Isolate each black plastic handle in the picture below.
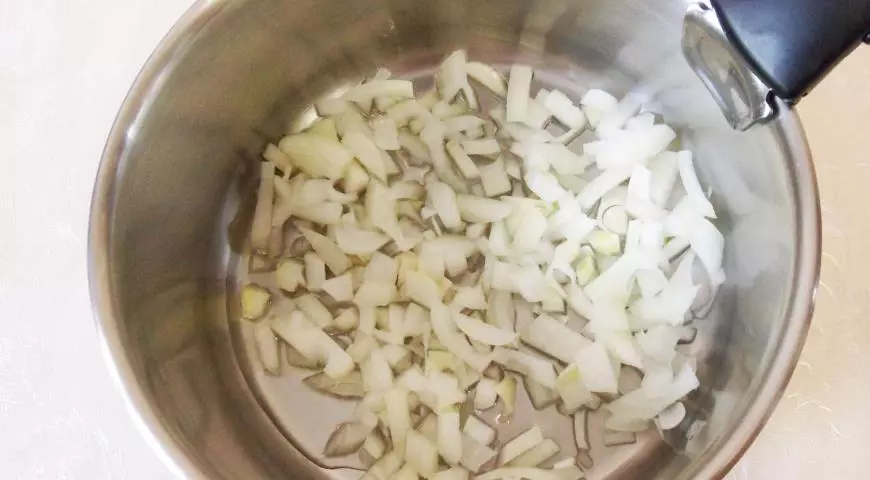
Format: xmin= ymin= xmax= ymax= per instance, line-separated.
xmin=711 ymin=0 xmax=870 ymax=102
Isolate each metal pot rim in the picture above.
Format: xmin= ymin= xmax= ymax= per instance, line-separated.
xmin=87 ymin=1 xmax=822 ymax=478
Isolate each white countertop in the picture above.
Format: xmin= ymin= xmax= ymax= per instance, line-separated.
xmin=2 ymin=1 xmax=869 ymax=478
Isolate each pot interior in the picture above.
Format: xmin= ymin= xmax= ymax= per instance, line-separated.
xmin=95 ymin=0 xmax=816 ymax=478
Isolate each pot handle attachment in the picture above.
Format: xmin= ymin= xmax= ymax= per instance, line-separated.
xmin=711 ymin=0 xmax=870 ymax=103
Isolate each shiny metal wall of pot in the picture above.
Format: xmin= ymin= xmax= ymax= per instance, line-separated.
xmin=89 ymin=0 xmax=830 ymax=478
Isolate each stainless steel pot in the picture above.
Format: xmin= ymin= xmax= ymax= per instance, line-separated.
xmin=89 ymin=0 xmax=839 ymax=478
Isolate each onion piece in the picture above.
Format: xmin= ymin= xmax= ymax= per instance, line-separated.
xmin=345 ymin=79 xmax=414 ymax=106
xmin=251 ymin=162 xmax=275 ymax=252
xmin=322 ymin=274 xmax=355 ymax=303
xmin=456 ymin=196 xmax=513 ymax=224
xmin=461 ymin=434 xmax=498 ymax=473
xmin=303 ymin=252 xmax=327 ymax=291
xmin=430 ymin=302 xmax=493 ymax=372
xmin=428 ymin=179 xmax=463 ymax=229
xmin=520 ymin=315 xmax=591 ymax=363
xmin=506 ymin=438 xmax=560 ymax=467
xmin=602 ymin=430 xmax=636 ymax=446
xmin=452 ymin=286 xmax=488 ymax=311
xmin=524 ymin=377 xmax=559 ymax=410
xmin=576 ymin=165 xmax=635 ymax=210
xmin=466 ymin=61 xmax=507 ymax=97
xmin=366 ymin=180 xmax=404 ymax=243
xmin=343 ymin=131 xmax=389 ymax=182
xmin=323 ymin=421 xmax=374 ymax=457
xmin=406 ymin=429 xmax=440 ymax=477
xmin=372 ymin=117 xmax=400 ymax=151
xmin=494 ymin=375 xmax=518 ymax=415
xmin=383 ymin=386 xmax=412 ymax=455
xmin=300 ymin=227 xmax=350 ymax=275
xmin=241 ymin=284 xmax=271 ymax=320
xmin=543 ymin=89 xmax=587 ymax=129
xmin=361 ymin=451 xmax=403 ymax=480
xmin=573 ymin=342 xmax=618 ymax=394
xmin=438 ymin=407 xmax=464 ymax=465
xmin=353 ymin=281 xmax=397 ymax=307
xmin=304 ymin=371 xmax=365 ymax=399
xmin=648 ymin=151 xmax=679 ymax=207
xmin=254 ymin=320 xmax=280 ymax=374
xmin=433 ymin=467 xmax=472 ymax=480
xmin=446 ymin=139 xmax=482 ymax=179
xmin=655 ymin=401 xmax=686 ymax=430
xmin=272 ymin=311 xmax=354 ymax=379
xmin=573 ymin=411 xmax=590 ymax=450
xmin=492 ymin=348 xmax=557 ymax=389
xmin=278 ymin=133 xmax=355 ymax=180
xmin=498 ymin=426 xmax=544 ymax=466
xmin=296 ymin=293 xmax=334 ymax=329
xmin=474 ymin=378 xmax=499 ymax=410
xmin=506 ymin=65 xmax=533 ymax=123
xmin=453 ymin=311 xmax=518 ymax=346
xmin=462 ymin=139 xmax=501 ymax=156
xmin=334 ymin=227 xmax=391 ymax=255
xmin=676 ymin=151 xmax=716 ymax=218
xmin=555 ymin=364 xmax=596 ymax=412
xmin=480 ymin=158 xmax=512 ymax=197
xmin=463 ymin=415 xmax=497 ymax=446
xmin=275 ymin=259 xmax=305 ymax=292
xmin=580 ymin=89 xmax=619 ymax=127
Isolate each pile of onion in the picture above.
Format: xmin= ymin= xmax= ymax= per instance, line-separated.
xmin=240 ymin=50 xmax=723 ymax=480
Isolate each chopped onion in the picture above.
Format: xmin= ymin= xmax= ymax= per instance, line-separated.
xmin=506 ymin=65 xmax=533 ymax=123
xmin=492 ymin=348 xmax=557 ymax=389
xmin=479 ymin=158 xmax=512 ymax=197
xmin=453 ymin=311 xmax=517 ymax=346
xmin=542 ymin=89 xmax=587 ymax=129
xmin=494 ymin=375 xmax=518 ymax=415
xmin=428 ymin=179 xmax=463 ymax=229
xmin=433 ymin=467 xmax=472 ymax=480
xmin=474 ymin=378 xmax=498 ymax=410
xmin=573 ymin=342 xmax=618 ymax=394
xmin=430 ymin=302 xmax=493 ymax=372
xmin=322 ymin=274 xmax=355 ymax=302
xmin=523 ymin=377 xmax=559 ymax=410
xmin=278 ymin=133 xmax=354 ymax=180
xmin=343 ymin=131 xmax=389 ymax=182
xmin=296 ymin=293 xmax=334 ymax=328
xmin=304 ymin=371 xmax=365 ymax=399
xmin=461 ymin=434 xmax=498 ymax=473
xmin=677 ymin=151 xmax=716 ymax=218
xmin=244 ymin=55 xmax=719 ymax=477
xmin=446 ymin=139 xmax=481 ymax=179
xmin=456 ymin=196 xmax=513 ymax=224
xmin=241 ymin=284 xmax=271 ymax=320
xmin=272 ymin=311 xmax=354 ymax=379
xmin=345 ymin=79 xmax=414 ymax=106
xmin=466 ymin=61 xmax=507 ymax=97
xmin=580 ymin=89 xmax=618 ymax=127
xmin=251 ymin=162 xmax=275 ymax=252
xmin=463 ymin=415 xmax=496 ymax=446
xmin=506 ymin=438 xmax=560 ymax=467
xmin=254 ymin=320 xmax=280 ymax=374
xmin=406 ymin=428 xmax=440 ymax=477
xmin=300 ymin=227 xmax=350 ymax=275
xmin=655 ymin=401 xmax=686 ymax=430
xmin=498 ymin=426 xmax=544 ymax=465
xmin=438 ymin=407 xmax=464 ymax=465
xmin=361 ymin=451 xmax=403 ymax=480
xmin=520 ymin=315 xmax=591 ymax=364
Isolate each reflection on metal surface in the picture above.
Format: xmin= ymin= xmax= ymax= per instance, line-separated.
xmin=682 ymin=4 xmax=775 ymax=131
